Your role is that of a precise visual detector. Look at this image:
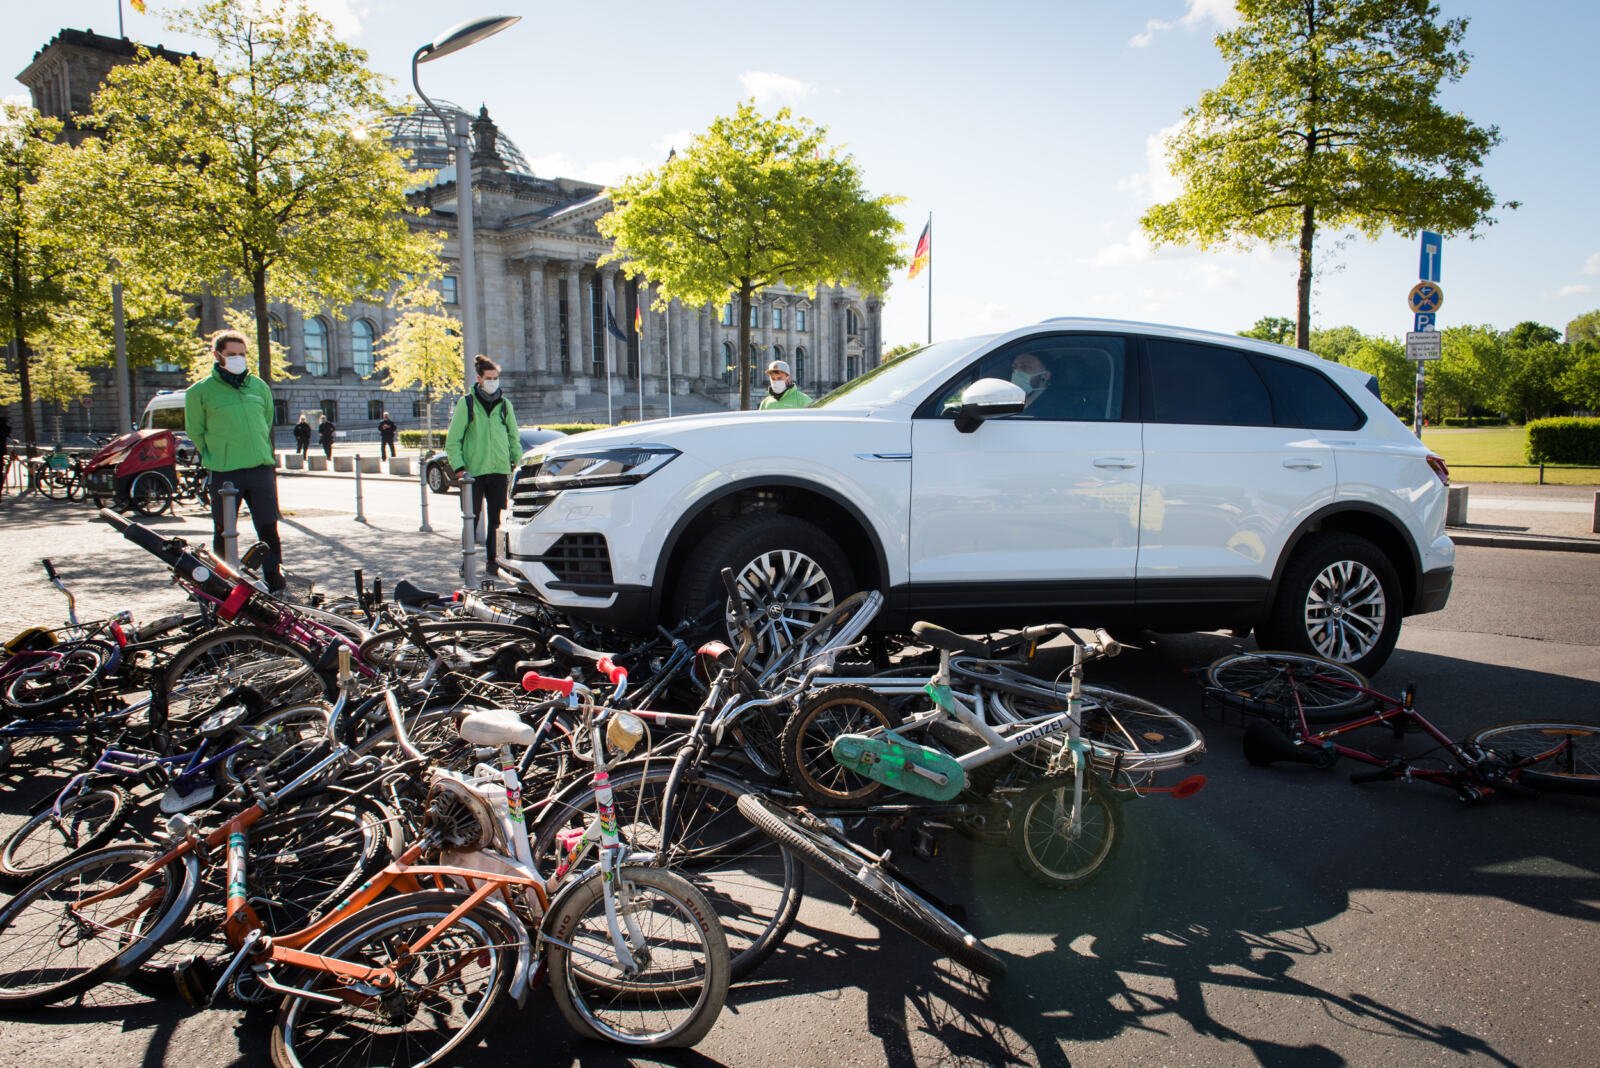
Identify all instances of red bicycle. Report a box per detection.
[1203,651,1600,802]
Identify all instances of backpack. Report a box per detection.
[463,392,512,432]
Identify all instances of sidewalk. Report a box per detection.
[1447,481,1600,553]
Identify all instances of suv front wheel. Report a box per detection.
[1258,532,1401,677]
[673,514,855,661]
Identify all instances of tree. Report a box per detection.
[1431,324,1504,421]
[1240,316,1296,344]
[28,341,92,442]
[1141,0,1505,349]
[1496,321,1568,422]
[375,284,461,447]
[881,342,921,362]
[46,0,438,381]
[1559,348,1600,411]
[599,102,904,409]
[1566,310,1600,352]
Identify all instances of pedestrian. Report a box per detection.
[378,411,398,462]
[759,359,812,410]
[184,330,287,593]
[317,413,335,460]
[292,414,311,458]
[445,355,520,582]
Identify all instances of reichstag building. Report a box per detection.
[15,29,885,440]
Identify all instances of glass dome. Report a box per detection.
[381,99,531,175]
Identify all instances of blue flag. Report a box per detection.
[605,302,629,342]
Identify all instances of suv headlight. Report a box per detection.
[532,445,679,490]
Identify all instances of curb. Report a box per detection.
[1448,529,1600,554]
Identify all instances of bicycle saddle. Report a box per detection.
[911,622,990,656]
[459,708,536,747]
[393,578,443,606]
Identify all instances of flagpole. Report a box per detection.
[665,298,674,418]
[119,1,125,37]
[925,212,933,345]
[636,299,644,423]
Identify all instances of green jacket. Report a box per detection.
[445,392,521,476]
[759,386,813,410]
[184,367,275,472]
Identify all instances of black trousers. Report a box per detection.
[380,438,397,460]
[470,473,509,572]
[321,440,334,460]
[295,440,309,457]
[208,465,284,588]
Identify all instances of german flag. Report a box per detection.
[130,0,147,13]
[908,220,931,279]
[634,302,642,333]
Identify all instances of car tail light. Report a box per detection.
[1425,454,1449,486]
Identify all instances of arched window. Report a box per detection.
[303,316,329,376]
[722,340,736,385]
[269,314,287,348]
[793,346,806,385]
[771,344,784,363]
[352,319,375,377]
[846,309,862,338]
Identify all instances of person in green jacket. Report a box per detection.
[445,354,521,581]
[184,330,287,593]
[759,359,811,410]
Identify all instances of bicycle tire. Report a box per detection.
[0,784,132,887]
[270,889,514,1067]
[1468,720,1600,796]
[129,470,173,516]
[736,793,1006,979]
[160,626,324,726]
[220,703,332,787]
[0,843,199,1008]
[779,683,901,805]
[531,762,802,981]
[1,640,117,716]
[1007,774,1120,889]
[755,589,882,685]
[1204,651,1374,724]
[545,864,730,1048]
[357,620,541,677]
[992,686,1206,777]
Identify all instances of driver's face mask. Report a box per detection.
[1012,369,1048,391]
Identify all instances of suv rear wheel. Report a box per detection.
[673,514,855,660]
[1258,532,1401,677]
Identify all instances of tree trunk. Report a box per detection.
[1296,203,1315,351]
[13,334,37,452]
[737,281,754,410]
[251,263,272,382]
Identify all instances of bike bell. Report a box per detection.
[607,712,646,755]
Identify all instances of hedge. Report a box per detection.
[397,423,606,450]
[1441,416,1509,428]
[1525,418,1600,465]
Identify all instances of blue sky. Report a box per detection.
[7,1,1599,349]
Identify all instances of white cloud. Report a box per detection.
[525,152,647,187]
[297,0,367,38]
[1555,283,1593,298]
[975,302,1012,325]
[1130,0,1240,48]
[1191,263,1238,290]
[652,130,694,159]
[1085,230,1155,268]
[739,71,814,107]
[1583,252,1600,275]
[1118,120,1185,203]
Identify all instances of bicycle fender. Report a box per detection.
[473,894,535,1007]
[832,733,967,802]
[107,849,203,980]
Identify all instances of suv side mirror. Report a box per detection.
[953,378,1026,434]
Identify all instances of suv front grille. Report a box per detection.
[511,464,557,520]
[538,534,613,586]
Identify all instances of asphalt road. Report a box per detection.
[1,485,1596,1066]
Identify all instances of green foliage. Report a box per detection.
[44,0,439,382]
[1566,310,1600,352]
[375,284,462,440]
[1497,322,1568,421]
[599,101,904,409]
[1560,347,1600,410]
[184,307,297,383]
[1240,316,1295,344]
[1430,324,1504,422]
[1525,418,1600,465]
[1141,0,1504,349]
[881,342,922,362]
[398,429,446,449]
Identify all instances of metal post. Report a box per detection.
[456,113,480,391]
[1413,362,1425,440]
[353,456,367,524]
[418,462,433,533]
[1592,491,1599,535]
[458,471,477,588]
[111,276,131,432]
[218,482,240,569]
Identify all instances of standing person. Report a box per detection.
[445,355,520,581]
[317,413,335,460]
[184,330,287,594]
[377,411,398,461]
[292,414,311,458]
[759,359,811,410]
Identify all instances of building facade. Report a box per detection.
[10,29,884,442]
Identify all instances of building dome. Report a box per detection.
[382,99,531,175]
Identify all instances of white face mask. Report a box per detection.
[223,355,248,375]
[1012,369,1046,392]
[769,378,789,395]
[479,378,500,394]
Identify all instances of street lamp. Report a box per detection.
[411,15,520,392]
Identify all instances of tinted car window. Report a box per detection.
[925,335,1129,422]
[1145,339,1272,426]
[1250,354,1364,430]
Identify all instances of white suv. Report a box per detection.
[500,318,1453,675]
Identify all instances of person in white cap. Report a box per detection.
[759,358,812,410]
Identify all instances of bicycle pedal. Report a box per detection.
[173,955,217,1009]
[912,827,940,861]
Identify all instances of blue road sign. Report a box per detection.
[1408,282,1444,314]
[1414,313,1435,332]
[1419,231,1442,283]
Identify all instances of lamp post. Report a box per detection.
[411,16,520,393]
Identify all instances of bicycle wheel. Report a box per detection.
[531,763,801,981]
[779,683,901,805]
[736,793,1006,979]
[1468,720,1600,796]
[2,640,117,716]
[755,589,882,684]
[270,889,514,1068]
[1007,774,1120,889]
[221,703,332,788]
[160,626,324,726]
[358,621,540,679]
[0,785,132,887]
[992,686,1206,778]
[1204,651,1373,724]
[0,843,197,1008]
[545,864,730,1048]
[128,470,173,516]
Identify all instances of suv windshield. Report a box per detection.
[813,337,986,409]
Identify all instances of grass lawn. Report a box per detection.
[1420,426,1600,485]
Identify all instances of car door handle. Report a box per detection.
[1092,457,1137,469]
[854,452,911,462]
[1282,458,1323,470]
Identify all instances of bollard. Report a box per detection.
[418,461,433,533]
[1445,485,1469,527]
[353,455,367,524]
[459,470,478,588]
[217,482,240,568]
[1593,491,1599,535]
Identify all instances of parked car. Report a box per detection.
[498,318,1453,675]
[424,427,567,494]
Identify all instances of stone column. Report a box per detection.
[524,259,546,375]
[566,263,585,382]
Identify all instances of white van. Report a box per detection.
[139,389,188,432]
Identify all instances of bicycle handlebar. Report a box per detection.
[98,508,186,568]
[548,634,627,686]
[42,558,58,581]
[521,671,576,696]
